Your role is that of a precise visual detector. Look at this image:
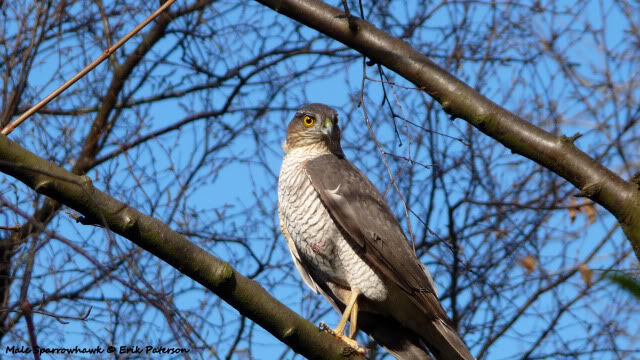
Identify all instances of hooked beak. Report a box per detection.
[321,118,333,136]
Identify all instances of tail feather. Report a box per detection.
[314,280,473,360]
[357,312,434,360]
[418,319,475,360]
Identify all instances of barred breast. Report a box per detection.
[278,146,388,302]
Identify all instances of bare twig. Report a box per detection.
[1,0,177,136]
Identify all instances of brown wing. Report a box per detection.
[304,154,448,321]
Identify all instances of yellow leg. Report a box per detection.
[334,288,360,336]
[349,299,358,338]
[320,288,364,354]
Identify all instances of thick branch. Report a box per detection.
[0,135,363,360]
[0,2,208,338]
[254,0,640,261]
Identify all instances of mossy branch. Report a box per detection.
[254,0,640,261]
[0,135,363,360]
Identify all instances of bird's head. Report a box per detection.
[284,103,343,156]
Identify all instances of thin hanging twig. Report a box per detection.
[1,0,177,136]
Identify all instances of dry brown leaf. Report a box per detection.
[568,198,578,223]
[582,201,596,224]
[578,264,593,286]
[520,256,537,273]
[492,229,507,239]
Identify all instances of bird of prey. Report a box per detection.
[278,103,474,360]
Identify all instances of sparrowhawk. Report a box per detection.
[278,104,474,360]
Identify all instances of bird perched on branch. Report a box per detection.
[277,103,475,360]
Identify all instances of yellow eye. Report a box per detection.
[302,115,315,127]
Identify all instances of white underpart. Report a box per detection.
[278,145,388,302]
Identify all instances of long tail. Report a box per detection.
[357,312,433,360]
[418,318,475,360]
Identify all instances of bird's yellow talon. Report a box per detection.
[319,322,365,354]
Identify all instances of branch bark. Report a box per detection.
[253,0,640,261]
[0,135,364,360]
[0,2,206,338]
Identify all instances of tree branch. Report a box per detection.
[253,0,640,261]
[0,136,364,360]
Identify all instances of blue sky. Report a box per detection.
[4,0,639,359]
